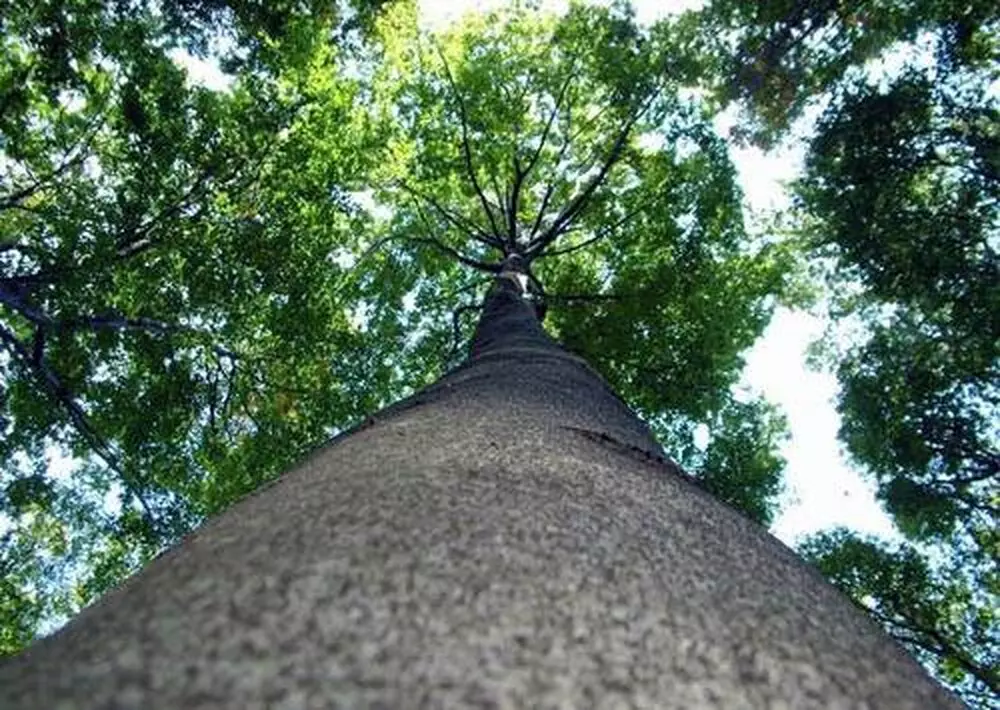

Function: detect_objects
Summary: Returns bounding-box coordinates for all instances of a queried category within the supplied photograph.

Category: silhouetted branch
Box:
[410,236,501,273]
[0,109,106,212]
[521,71,575,180]
[407,197,502,272]
[397,181,502,250]
[536,200,648,259]
[0,321,158,528]
[437,47,504,240]
[527,93,653,258]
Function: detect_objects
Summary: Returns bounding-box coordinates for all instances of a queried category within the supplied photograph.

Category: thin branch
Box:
[115,173,212,258]
[545,292,624,304]
[0,321,158,527]
[528,180,559,243]
[436,46,505,240]
[536,199,649,259]
[870,606,998,693]
[409,236,501,273]
[117,114,294,262]
[505,72,576,247]
[0,109,106,212]
[527,91,655,258]
[488,172,511,249]
[508,155,523,246]
[527,95,577,243]
[407,197,502,272]
[397,181,501,249]
[53,313,237,359]
[521,71,575,180]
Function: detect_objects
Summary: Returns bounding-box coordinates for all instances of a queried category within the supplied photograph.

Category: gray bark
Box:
[0,269,959,708]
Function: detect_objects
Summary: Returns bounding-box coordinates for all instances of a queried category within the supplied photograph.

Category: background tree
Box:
[801,529,998,704]
[696,0,998,704]
[0,0,399,650]
[698,0,999,146]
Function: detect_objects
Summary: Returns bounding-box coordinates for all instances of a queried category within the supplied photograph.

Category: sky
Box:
[170,0,900,547]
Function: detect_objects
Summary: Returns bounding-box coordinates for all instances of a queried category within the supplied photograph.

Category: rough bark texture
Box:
[0,272,959,709]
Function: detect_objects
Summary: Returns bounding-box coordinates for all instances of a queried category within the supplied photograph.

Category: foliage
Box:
[801,528,999,706]
[799,69,998,555]
[699,0,1000,146]
[0,0,787,663]
[1,0,402,643]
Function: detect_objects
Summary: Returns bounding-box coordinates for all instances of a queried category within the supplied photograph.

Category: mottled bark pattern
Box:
[0,272,959,708]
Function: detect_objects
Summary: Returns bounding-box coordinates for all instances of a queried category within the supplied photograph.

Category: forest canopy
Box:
[1,0,996,705]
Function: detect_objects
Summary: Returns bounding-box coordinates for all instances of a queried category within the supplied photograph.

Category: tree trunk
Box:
[0,267,959,709]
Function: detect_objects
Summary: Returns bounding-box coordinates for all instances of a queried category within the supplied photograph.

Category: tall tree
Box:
[0,254,961,708]
[2,0,797,648]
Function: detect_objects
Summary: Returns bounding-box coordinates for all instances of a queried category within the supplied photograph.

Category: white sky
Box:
[173,0,898,547]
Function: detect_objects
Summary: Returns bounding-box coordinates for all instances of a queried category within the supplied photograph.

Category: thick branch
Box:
[407,197,502,273]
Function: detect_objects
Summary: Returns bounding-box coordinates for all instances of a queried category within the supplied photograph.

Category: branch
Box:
[52,313,237,359]
[397,181,502,249]
[410,236,501,273]
[535,199,649,260]
[488,172,511,248]
[508,155,523,246]
[527,93,653,258]
[505,72,576,247]
[545,292,624,304]
[521,71,575,181]
[115,113,293,262]
[407,197,502,273]
[115,173,212,258]
[436,47,505,240]
[0,322,158,528]
[871,606,998,694]
[0,109,106,212]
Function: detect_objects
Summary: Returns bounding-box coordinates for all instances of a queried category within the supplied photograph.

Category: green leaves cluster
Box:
[700,0,999,146]
[1,0,400,646]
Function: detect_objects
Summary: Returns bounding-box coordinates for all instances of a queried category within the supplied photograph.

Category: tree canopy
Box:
[705,0,998,704]
[1,1,996,706]
[1,0,794,654]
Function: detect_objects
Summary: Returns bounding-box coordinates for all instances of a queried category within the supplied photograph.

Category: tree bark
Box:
[0,268,959,709]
